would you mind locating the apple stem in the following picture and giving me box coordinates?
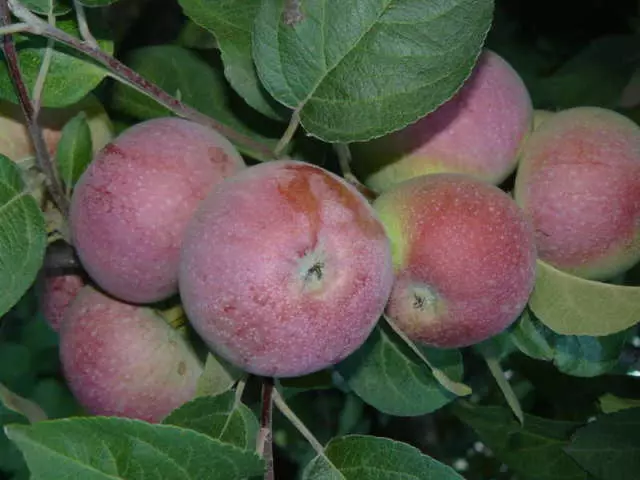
[334,144,378,201]
[274,109,300,157]
[6,0,277,161]
[73,0,99,49]
[478,343,524,425]
[257,377,275,480]
[272,388,326,458]
[0,0,69,216]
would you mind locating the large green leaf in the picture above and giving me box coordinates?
[565,408,640,480]
[253,0,493,142]
[529,260,640,336]
[0,155,47,317]
[21,0,72,15]
[5,416,264,479]
[111,44,279,160]
[163,392,258,450]
[302,435,464,479]
[178,0,288,120]
[510,309,630,377]
[335,323,464,416]
[0,19,113,108]
[453,403,589,480]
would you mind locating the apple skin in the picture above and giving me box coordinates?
[70,117,246,304]
[514,107,640,280]
[350,50,533,193]
[533,109,554,131]
[59,286,203,423]
[374,173,537,348]
[179,160,394,378]
[38,273,85,332]
[0,94,113,163]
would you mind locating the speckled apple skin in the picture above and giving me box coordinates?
[514,107,640,280]
[179,160,394,378]
[38,274,85,332]
[351,50,533,193]
[70,117,246,304]
[60,286,203,423]
[374,174,537,348]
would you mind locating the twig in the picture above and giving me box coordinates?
[256,378,274,480]
[73,0,98,48]
[273,388,325,457]
[0,21,27,35]
[31,0,55,113]
[8,0,276,160]
[0,0,69,216]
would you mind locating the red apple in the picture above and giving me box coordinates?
[374,173,537,348]
[59,286,203,422]
[70,117,246,304]
[351,50,533,193]
[179,160,394,377]
[38,273,85,332]
[514,106,640,280]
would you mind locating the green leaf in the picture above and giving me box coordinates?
[56,112,93,195]
[510,309,629,377]
[253,0,493,142]
[5,416,265,479]
[302,435,464,479]
[163,392,258,450]
[537,35,640,109]
[565,408,640,480]
[76,0,120,6]
[0,383,46,424]
[111,44,279,160]
[0,155,47,317]
[21,0,71,16]
[599,394,640,414]
[0,19,113,108]
[179,0,288,120]
[176,20,219,50]
[529,260,640,336]
[551,329,629,378]
[196,352,243,397]
[453,403,589,480]
[335,323,464,416]
[0,392,30,474]
[509,309,555,361]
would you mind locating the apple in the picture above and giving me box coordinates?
[374,173,537,348]
[350,49,533,193]
[69,117,246,304]
[533,109,554,131]
[59,286,203,422]
[38,273,85,332]
[514,106,640,280]
[179,160,394,377]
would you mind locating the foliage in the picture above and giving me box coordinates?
[0,0,638,479]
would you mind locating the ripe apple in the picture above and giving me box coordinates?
[374,173,537,348]
[179,160,394,377]
[514,106,640,280]
[59,286,203,422]
[350,49,533,193]
[69,117,246,304]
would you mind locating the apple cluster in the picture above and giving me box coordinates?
[37,48,639,423]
